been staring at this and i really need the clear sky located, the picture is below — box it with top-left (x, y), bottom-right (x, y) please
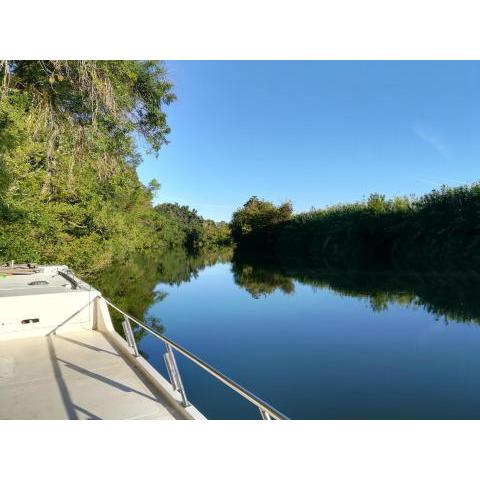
top-left (137, 61), bottom-right (480, 221)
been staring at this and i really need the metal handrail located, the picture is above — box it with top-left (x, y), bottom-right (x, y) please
top-left (101, 296), bottom-right (288, 420)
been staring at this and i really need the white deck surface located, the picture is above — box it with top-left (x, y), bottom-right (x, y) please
top-left (0, 266), bottom-right (87, 297)
top-left (0, 330), bottom-right (183, 420)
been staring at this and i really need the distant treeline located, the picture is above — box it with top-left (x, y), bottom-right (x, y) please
top-left (230, 184), bottom-right (480, 270)
top-left (0, 61), bottom-right (229, 274)
top-left (154, 203), bottom-right (231, 252)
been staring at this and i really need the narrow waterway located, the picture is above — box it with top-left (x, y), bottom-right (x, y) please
top-left (91, 249), bottom-right (480, 419)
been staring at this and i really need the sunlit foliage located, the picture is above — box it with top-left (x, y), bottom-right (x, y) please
top-left (154, 203), bottom-right (231, 250)
top-left (230, 196), bottom-right (292, 247)
top-left (0, 61), bottom-right (228, 273)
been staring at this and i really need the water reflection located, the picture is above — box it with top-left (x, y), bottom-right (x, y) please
top-left (88, 247), bottom-right (480, 419)
top-left (91, 246), bottom-right (480, 332)
top-left (232, 263), bottom-right (295, 298)
top-left (231, 253), bottom-right (480, 325)
top-left (88, 247), bottom-right (233, 337)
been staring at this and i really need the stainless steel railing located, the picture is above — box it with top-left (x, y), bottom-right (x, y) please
top-left (101, 297), bottom-right (288, 420)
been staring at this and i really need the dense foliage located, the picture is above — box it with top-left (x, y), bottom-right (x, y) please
top-left (154, 203), bottom-right (231, 250)
top-left (231, 184), bottom-right (480, 270)
top-left (230, 196), bottom-right (292, 247)
top-left (0, 61), bottom-right (227, 273)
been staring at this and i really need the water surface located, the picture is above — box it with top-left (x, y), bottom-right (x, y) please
top-left (91, 250), bottom-right (480, 419)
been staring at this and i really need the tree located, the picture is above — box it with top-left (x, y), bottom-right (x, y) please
top-left (230, 196), bottom-right (292, 245)
top-left (0, 61), bottom-right (176, 272)
top-left (154, 203), bottom-right (232, 250)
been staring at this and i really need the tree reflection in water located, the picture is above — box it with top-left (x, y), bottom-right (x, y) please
top-left (230, 252), bottom-right (480, 325)
top-left (87, 247), bottom-right (234, 345)
top-left (88, 245), bottom-right (480, 344)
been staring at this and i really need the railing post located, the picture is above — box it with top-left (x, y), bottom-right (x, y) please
top-left (122, 315), bottom-right (139, 357)
top-left (164, 343), bottom-right (190, 407)
top-left (101, 297), bottom-right (288, 419)
top-left (259, 408), bottom-right (272, 420)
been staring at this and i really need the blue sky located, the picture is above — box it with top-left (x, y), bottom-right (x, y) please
top-left (137, 61), bottom-right (480, 221)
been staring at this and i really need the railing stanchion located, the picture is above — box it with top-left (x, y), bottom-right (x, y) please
top-left (164, 343), bottom-right (191, 407)
top-left (260, 408), bottom-right (272, 420)
top-left (102, 296), bottom-right (288, 419)
top-left (122, 315), bottom-right (139, 357)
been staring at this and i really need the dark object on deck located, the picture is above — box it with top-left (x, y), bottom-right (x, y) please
top-left (0, 262), bottom-right (43, 275)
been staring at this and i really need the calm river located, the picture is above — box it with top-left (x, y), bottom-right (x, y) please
top-left (91, 249), bottom-right (480, 419)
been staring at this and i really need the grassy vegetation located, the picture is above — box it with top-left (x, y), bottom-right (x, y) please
top-left (231, 183), bottom-right (480, 270)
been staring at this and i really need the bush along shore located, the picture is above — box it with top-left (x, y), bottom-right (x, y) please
top-left (230, 183), bottom-right (480, 271)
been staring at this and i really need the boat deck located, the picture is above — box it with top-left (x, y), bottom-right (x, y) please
top-left (0, 330), bottom-right (183, 420)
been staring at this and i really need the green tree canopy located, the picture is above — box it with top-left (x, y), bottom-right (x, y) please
top-left (0, 61), bottom-right (177, 272)
top-left (230, 196), bottom-right (292, 245)
top-left (154, 203), bottom-right (231, 249)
